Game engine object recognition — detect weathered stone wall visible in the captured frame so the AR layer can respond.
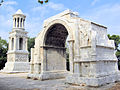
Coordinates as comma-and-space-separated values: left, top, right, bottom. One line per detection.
45, 47, 66, 71
96, 46, 116, 60
7, 53, 15, 62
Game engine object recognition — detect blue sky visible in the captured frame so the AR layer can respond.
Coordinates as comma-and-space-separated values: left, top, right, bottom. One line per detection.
0, 0, 120, 40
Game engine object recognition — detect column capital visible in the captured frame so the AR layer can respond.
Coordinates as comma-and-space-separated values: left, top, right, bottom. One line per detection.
68, 39, 74, 43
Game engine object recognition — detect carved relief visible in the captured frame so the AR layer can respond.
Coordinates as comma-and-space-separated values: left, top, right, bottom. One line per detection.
79, 30, 91, 46
8, 54, 14, 62
15, 54, 28, 62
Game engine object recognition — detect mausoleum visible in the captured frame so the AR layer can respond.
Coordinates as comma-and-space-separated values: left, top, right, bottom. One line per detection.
2, 9, 30, 73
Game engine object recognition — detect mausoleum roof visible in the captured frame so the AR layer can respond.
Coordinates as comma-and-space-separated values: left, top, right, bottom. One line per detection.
15, 9, 24, 15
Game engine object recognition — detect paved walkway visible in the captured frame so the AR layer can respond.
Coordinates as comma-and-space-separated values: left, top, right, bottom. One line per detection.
0, 73, 119, 90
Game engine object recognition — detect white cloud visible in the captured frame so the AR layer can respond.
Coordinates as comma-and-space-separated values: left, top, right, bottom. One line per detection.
32, 2, 66, 12
0, 31, 9, 41
48, 2, 66, 11
26, 2, 66, 38
25, 17, 43, 38
91, 0, 100, 6
82, 3, 120, 35
0, 1, 17, 40
3, 1, 17, 6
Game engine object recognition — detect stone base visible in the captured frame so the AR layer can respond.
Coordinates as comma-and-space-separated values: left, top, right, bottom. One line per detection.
1, 62, 30, 73
27, 70, 69, 80
66, 72, 120, 86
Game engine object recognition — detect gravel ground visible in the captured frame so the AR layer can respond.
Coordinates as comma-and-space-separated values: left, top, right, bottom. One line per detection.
0, 72, 119, 90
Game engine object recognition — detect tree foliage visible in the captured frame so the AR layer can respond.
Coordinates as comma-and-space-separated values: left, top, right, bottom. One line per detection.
0, 0, 49, 7
0, 0, 4, 6
38, 0, 49, 4
108, 34, 120, 58
0, 36, 35, 69
0, 37, 8, 69
27, 37, 35, 61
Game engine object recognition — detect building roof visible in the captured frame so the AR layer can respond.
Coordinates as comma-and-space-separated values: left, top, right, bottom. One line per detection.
15, 9, 24, 15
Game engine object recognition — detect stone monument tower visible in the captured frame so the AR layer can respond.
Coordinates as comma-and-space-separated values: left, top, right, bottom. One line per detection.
2, 9, 30, 73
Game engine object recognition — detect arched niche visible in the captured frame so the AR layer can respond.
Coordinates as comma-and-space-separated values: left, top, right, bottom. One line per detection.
19, 38, 23, 50
43, 23, 69, 71
11, 38, 14, 50
17, 18, 19, 27
20, 18, 22, 27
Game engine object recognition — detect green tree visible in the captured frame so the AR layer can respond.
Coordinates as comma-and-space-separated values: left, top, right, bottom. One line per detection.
108, 34, 120, 70
27, 37, 35, 61
108, 34, 120, 57
0, 0, 49, 6
0, 37, 8, 69
0, 0, 4, 6
108, 34, 120, 51
38, 0, 49, 4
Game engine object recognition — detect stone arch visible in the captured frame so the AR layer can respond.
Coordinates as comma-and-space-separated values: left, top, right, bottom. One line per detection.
28, 18, 75, 80
41, 19, 74, 71
28, 10, 119, 86
45, 23, 68, 47
43, 24, 69, 71
41, 19, 74, 46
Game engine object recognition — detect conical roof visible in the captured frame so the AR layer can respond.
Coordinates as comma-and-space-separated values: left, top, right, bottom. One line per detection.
15, 9, 24, 15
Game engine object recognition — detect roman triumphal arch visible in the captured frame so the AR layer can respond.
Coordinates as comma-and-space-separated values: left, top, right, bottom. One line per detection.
28, 10, 120, 86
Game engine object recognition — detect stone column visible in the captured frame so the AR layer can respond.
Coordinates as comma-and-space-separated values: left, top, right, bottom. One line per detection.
74, 19, 80, 75
17, 18, 18, 28
16, 37, 18, 50
41, 47, 47, 72
19, 18, 21, 28
74, 62, 80, 76
20, 18, 22, 27
30, 48, 34, 74
26, 38, 28, 51
74, 19, 80, 61
14, 36, 17, 51
68, 40, 74, 73
13, 18, 15, 28
8, 37, 11, 50
91, 30, 97, 60
11, 37, 13, 50
17, 37, 19, 50
22, 37, 25, 50
22, 19, 23, 28
15, 18, 17, 28
23, 19, 25, 28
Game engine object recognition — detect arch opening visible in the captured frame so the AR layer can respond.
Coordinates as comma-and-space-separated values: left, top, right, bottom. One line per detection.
11, 38, 14, 50
44, 23, 70, 71
45, 24, 68, 47
20, 18, 22, 27
19, 38, 23, 50
17, 18, 19, 27
15, 18, 16, 27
